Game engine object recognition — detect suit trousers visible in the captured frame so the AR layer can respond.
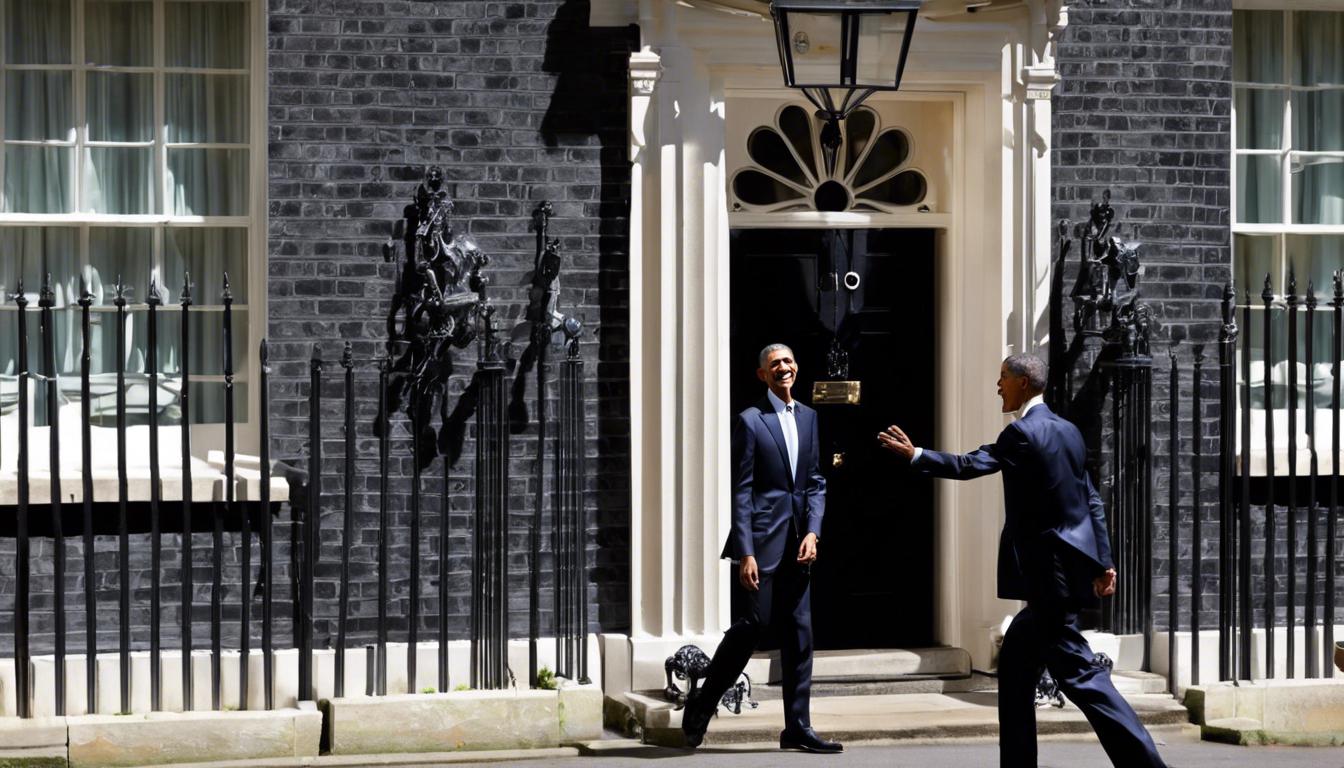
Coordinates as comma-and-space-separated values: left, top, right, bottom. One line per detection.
699, 549, 814, 734
998, 603, 1166, 768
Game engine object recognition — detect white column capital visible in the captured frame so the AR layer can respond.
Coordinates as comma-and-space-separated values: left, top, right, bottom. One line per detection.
629, 48, 663, 157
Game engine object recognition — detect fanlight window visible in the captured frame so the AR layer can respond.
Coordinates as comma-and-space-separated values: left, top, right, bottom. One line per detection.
730, 105, 927, 213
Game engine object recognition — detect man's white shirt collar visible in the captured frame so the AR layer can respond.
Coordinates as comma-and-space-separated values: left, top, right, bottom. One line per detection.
1017, 393, 1046, 420
766, 389, 794, 414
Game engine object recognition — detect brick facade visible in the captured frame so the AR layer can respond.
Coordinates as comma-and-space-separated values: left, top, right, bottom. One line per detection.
1053, 0, 1234, 631
264, 0, 637, 649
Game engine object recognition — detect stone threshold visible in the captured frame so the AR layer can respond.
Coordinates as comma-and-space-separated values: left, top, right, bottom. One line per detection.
618, 689, 1191, 748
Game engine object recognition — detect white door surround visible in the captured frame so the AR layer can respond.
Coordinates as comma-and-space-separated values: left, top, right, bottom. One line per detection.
599, 0, 1069, 695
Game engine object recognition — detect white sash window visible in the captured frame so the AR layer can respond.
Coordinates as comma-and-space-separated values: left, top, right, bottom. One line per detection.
1233, 6, 1344, 468
0, 0, 262, 438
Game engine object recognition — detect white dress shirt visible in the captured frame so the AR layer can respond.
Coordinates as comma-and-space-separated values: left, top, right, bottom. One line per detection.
766, 389, 799, 479
910, 393, 1045, 463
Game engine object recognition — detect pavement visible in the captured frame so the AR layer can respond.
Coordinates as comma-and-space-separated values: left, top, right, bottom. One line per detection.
434, 736, 1344, 768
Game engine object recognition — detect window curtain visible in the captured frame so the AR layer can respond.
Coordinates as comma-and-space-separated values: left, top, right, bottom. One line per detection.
1233, 11, 1284, 225
1293, 12, 1344, 226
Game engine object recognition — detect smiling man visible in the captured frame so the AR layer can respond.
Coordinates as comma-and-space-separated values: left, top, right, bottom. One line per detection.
680, 343, 840, 754
877, 353, 1166, 768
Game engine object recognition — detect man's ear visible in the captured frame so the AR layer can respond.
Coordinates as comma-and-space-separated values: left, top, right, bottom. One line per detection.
756, 367, 767, 383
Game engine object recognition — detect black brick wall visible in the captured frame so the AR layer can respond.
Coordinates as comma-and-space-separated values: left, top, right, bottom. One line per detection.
265, 0, 637, 649
1053, 0, 1234, 633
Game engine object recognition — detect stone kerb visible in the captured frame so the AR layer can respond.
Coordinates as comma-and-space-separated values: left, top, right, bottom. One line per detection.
323, 680, 602, 755
1186, 678, 1344, 746
65, 707, 322, 768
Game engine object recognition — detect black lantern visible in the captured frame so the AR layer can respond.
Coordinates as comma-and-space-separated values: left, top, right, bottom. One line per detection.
770, 0, 922, 173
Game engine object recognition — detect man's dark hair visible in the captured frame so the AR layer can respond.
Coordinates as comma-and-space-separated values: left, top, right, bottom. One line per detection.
759, 343, 794, 369
1004, 353, 1048, 393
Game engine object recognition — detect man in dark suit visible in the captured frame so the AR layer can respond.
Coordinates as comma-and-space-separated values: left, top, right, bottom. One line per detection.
877, 353, 1167, 768
681, 343, 842, 754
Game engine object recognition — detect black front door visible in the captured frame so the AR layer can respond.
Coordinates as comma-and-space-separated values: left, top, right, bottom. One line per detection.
729, 228, 936, 649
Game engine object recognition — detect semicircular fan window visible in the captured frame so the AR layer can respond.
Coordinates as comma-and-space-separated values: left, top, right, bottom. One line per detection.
731, 105, 927, 213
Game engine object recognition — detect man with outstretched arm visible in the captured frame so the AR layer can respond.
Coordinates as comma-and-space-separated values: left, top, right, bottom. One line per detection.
877, 353, 1167, 768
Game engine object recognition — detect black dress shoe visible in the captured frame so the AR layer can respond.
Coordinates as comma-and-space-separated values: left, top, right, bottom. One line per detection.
680, 689, 714, 748
780, 727, 843, 754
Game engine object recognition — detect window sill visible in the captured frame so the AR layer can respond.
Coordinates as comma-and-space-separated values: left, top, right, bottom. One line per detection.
0, 450, 290, 506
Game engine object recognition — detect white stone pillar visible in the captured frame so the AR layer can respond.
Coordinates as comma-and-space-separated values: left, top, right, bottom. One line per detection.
624, 43, 734, 691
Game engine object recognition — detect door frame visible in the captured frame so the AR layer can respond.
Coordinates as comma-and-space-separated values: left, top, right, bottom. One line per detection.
619, 1, 1064, 693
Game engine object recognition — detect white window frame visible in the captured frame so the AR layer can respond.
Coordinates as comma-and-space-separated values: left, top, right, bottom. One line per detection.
1233, 3, 1344, 280
0, 0, 267, 457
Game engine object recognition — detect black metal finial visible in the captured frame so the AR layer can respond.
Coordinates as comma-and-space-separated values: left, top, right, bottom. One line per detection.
113, 274, 128, 308
147, 277, 161, 307
38, 272, 53, 308
1307, 280, 1318, 309
340, 341, 353, 370
1335, 269, 1344, 306
181, 271, 194, 306
221, 271, 232, 305
1287, 264, 1297, 299
311, 344, 322, 369
11, 278, 26, 309
1262, 273, 1274, 304
1193, 343, 1206, 365
78, 277, 93, 308
259, 338, 269, 367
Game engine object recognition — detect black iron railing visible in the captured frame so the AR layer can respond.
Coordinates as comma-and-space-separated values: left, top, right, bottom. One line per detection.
1, 190, 593, 718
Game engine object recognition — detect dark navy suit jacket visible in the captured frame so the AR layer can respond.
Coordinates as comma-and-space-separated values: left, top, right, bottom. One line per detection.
913, 403, 1114, 604
721, 395, 826, 574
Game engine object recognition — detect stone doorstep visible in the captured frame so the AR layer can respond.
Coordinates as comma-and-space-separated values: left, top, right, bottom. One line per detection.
751, 648, 972, 683
323, 682, 603, 756
621, 690, 1190, 747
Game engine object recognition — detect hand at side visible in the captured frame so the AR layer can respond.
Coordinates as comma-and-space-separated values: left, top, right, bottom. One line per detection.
1094, 568, 1117, 598
739, 556, 759, 591
797, 532, 817, 565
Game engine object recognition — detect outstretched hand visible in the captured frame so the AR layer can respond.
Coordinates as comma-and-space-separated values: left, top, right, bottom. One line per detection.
877, 424, 916, 460
1094, 568, 1117, 598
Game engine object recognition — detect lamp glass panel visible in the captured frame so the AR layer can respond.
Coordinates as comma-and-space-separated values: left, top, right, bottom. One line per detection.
784, 11, 843, 87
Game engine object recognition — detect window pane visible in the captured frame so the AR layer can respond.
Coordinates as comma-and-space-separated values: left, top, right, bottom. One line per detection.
165, 1, 247, 69
87, 72, 153, 142
3, 0, 71, 64
154, 308, 246, 376
84, 0, 152, 66
165, 74, 247, 143
1292, 155, 1344, 225
0, 226, 76, 300
163, 227, 246, 303
88, 227, 153, 305
167, 148, 247, 215
1233, 10, 1283, 85
1236, 154, 1281, 224
84, 147, 154, 214
1295, 11, 1344, 87
1234, 87, 1283, 150
1286, 234, 1344, 295
1234, 233, 1277, 296
1292, 90, 1344, 152
4, 71, 73, 141
155, 381, 246, 425
2, 146, 72, 213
